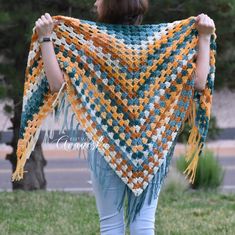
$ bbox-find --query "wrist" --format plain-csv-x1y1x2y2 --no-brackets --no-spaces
198,33,211,41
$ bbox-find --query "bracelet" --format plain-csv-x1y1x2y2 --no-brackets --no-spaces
38,36,52,44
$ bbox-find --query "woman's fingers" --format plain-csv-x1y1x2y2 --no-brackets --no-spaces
37,18,43,26
35,12,59,30
210,18,215,28
35,21,39,29
195,13,215,35
45,12,59,25
45,13,53,23
197,13,214,25
41,15,50,25
34,12,55,37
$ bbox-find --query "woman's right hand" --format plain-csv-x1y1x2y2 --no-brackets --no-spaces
35,13,58,39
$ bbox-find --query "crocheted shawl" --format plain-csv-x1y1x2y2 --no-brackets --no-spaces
12,15,216,198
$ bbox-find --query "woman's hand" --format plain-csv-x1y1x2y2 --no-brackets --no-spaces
195,13,215,38
35,13,58,39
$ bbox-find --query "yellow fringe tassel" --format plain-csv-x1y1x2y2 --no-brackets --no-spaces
184,141,203,184
183,95,204,184
11,127,42,181
11,155,28,181
12,136,36,181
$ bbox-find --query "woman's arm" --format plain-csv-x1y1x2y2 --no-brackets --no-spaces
35,13,64,93
194,34,211,91
194,13,215,92
40,40,65,93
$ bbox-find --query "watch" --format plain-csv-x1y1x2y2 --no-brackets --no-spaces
38,36,52,44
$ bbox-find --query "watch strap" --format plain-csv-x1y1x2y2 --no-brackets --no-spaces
38,36,52,43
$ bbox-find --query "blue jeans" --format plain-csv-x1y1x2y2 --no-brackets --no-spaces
90,162,161,235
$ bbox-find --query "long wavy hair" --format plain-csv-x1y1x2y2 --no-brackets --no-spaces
95,0,149,25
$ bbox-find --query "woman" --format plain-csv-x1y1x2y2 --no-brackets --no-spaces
35,1,215,234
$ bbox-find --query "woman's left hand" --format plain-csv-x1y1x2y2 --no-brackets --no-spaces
195,13,215,37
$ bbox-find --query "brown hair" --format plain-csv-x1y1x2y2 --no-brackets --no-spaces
96,0,149,25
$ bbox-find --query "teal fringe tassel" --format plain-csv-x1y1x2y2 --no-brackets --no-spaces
87,139,177,227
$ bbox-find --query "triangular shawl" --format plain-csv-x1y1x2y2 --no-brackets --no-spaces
11,15,216,212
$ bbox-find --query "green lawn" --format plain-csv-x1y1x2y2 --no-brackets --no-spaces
0,188,235,235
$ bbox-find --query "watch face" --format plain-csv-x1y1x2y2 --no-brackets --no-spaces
39,37,51,43
43,38,51,42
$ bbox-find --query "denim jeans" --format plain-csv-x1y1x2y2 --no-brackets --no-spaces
90,161,161,235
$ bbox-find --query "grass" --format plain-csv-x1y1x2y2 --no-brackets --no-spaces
0,188,235,235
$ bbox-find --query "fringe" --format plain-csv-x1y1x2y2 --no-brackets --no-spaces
183,89,207,184
42,83,93,148
11,127,41,181
125,140,176,226
42,82,69,144
87,138,177,227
